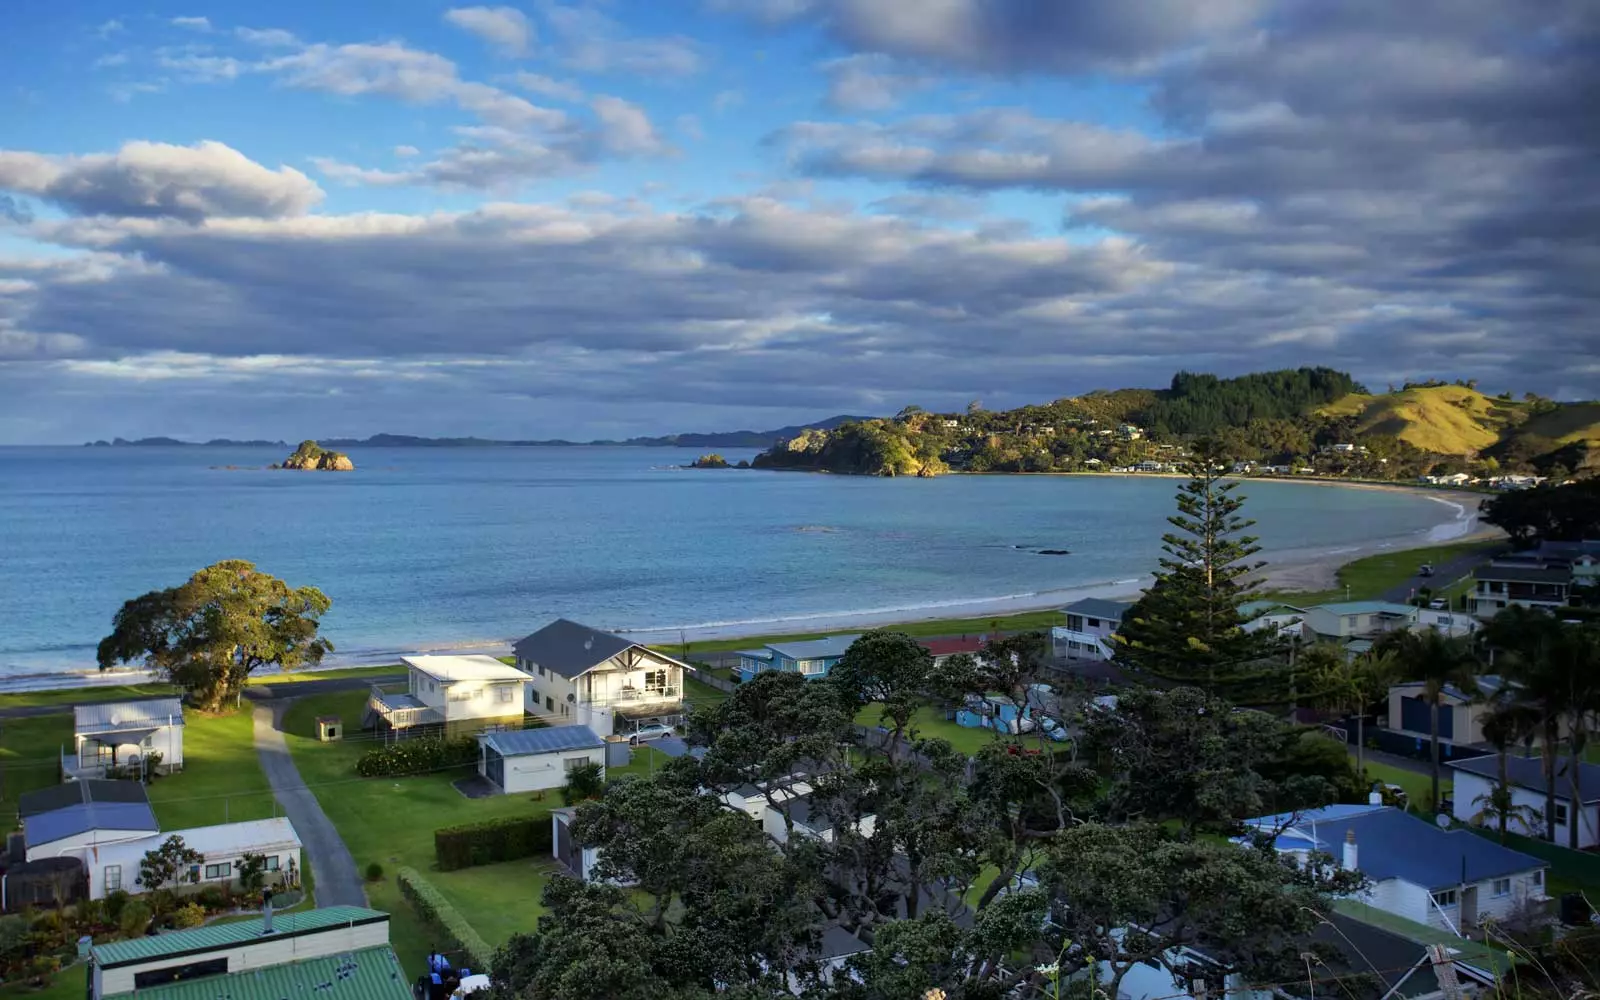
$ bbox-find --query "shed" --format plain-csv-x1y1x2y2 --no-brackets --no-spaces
477,726,605,794
316,716,342,742
69,698,184,779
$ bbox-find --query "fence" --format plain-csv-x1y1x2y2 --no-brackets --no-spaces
683,664,737,694
1339,720,1492,766
1466,827,1600,892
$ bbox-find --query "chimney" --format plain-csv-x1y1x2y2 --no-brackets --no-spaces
260,888,275,936
1342,829,1358,871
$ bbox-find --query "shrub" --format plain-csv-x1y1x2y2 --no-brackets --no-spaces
434,815,552,872
396,868,491,969
119,900,151,938
197,886,226,911
365,862,384,882
356,736,478,778
559,762,604,805
171,903,206,929
103,890,130,923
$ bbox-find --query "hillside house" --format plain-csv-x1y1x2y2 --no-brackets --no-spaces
513,619,688,736
1051,598,1131,660
67,698,184,780
736,634,860,682
1242,803,1546,933
1117,424,1143,440
477,725,606,795
366,655,527,735
1472,560,1572,618
1448,754,1599,849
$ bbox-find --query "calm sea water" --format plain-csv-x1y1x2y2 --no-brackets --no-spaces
0,446,1464,678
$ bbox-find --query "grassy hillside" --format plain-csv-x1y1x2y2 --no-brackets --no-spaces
1318,386,1520,454
1522,402,1600,447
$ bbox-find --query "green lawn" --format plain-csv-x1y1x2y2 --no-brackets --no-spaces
247,664,406,685
0,682,179,711
147,708,278,829
683,676,729,706
658,609,1066,658
1356,758,1450,815
0,714,73,827
1275,540,1501,605
0,966,88,1000
853,704,1002,757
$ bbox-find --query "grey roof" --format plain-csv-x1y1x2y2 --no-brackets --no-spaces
736,648,774,662
1448,753,1600,804
1473,564,1572,584
765,635,861,661
1062,597,1133,621
512,619,639,679
74,698,184,735
21,780,158,847
480,725,604,756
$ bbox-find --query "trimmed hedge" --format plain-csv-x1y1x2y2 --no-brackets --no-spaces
397,867,492,969
435,814,553,872
356,736,477,778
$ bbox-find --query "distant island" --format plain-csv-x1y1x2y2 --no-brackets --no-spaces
686,453,750,469
273,440,354,471
81,416,871,451
750,368,1599,482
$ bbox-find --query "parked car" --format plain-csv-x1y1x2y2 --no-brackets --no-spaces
1418,563,1435,577
1429,598,1449,610
1039,717,1069,742
629,722,675,745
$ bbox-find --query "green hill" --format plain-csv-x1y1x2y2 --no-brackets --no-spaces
1317,385,1517,454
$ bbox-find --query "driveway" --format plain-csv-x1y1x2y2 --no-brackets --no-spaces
253,703,367,906
651,736,690,757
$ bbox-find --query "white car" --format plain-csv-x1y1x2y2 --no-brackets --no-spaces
1429,598,1449,610
629,722,675,745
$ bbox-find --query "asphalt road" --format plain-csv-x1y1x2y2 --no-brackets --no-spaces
1377,544,1504,605
253,702,367,906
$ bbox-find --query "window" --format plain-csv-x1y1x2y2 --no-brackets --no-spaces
1532,870,1543,886
265,856,280,871
1086,617,1101,629
564,756,591,772
1431,889,1457,908
1493,878,1512,897
538,664,546,677
104,865,122,891
429,680,437,693
800,659,825,676
1066,615,1085,631
204,863,229,880
546,696,554,711
497,686,514,703
1552,802,1569,825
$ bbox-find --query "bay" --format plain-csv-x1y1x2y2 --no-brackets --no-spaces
0,446,1465,679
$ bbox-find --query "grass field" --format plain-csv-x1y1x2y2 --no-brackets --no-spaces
1357,759,1449,815
0,966,88,1000
0,682,180,710
1271,539,1501,606
146,708,278,829
0,714,73,827
660,609,1067,659
854,703,1003,757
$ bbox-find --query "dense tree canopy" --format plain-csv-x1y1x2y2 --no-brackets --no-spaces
96,559,332,711
1481,478,1600,544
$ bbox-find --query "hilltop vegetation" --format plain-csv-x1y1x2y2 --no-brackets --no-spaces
753,369,1599,479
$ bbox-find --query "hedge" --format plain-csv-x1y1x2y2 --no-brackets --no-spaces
435,814,553,872
356,736,478,778
396,867,492,970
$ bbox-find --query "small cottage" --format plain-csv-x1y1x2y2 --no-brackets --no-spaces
68,698,184,780
477,726,606,795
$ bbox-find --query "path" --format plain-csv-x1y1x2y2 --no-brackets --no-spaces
252,702,367,906
1378,543,1504,604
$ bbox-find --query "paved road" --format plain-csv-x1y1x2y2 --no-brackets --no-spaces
1378,543,1504,605
253,702,367,906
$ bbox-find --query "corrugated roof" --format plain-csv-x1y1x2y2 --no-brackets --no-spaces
1061,598,1133,620
101,945,410,1000
1245,805,1545,889
766,635,861,661
735,648,774,661
1449,753,1600,803
1311,601,1419,616
92,907,388,966
481,725,604,756
24,802,159,847
74,698,184,734
1473,564,1571,584
19,778,151,818
171,817,302,855
401,655,528,683
511,619,635,679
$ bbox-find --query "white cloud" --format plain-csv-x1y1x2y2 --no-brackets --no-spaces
394,145,421,158
170,16,212,31
590,96,672,156
236,27,301,48
543,3,705,77
158,52,245,82
444,6,535,57
712,89,744,113
506,72,585,103
820,54,928,111
0,141,324,221
95,19,124,38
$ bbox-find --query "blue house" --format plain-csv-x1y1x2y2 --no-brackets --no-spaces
955,693,1034,734
736,635,861,682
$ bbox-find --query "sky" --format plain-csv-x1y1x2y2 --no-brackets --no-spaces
0,1,1596,443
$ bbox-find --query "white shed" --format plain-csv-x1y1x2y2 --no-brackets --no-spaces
478,726,605,794
762,794,876,846
78,817,304,899
69,699,184,780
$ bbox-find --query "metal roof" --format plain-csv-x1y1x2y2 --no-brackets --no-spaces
19,778,151,818
1244,805,1545,889
1310,601,1419,617
101,945,411,1000
735,648,774,661
92,907,388,966
765,635,861,661
480,725,604,756
1473,564,1572,584
20,780,158,847
1061,598,1133,620
74,698,184,735
169,817,302,855
1449,753,1600,804
401,655,529,683
512,619,677,680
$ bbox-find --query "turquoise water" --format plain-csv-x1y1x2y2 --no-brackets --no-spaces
0,446,1462,678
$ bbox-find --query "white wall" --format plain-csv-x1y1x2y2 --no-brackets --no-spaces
68,833,303,900
76,724,184,772
25,829,153,863
520,662,577,719
94,919,389,997
1452,771,1598,849
492,745,606,795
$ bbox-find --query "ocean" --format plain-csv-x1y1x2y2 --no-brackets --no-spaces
0,446,1466,681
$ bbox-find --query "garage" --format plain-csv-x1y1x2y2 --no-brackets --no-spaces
476,726,606,795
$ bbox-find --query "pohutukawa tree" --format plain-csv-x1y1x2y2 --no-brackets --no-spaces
97,559,333,711
1115,439,1277,695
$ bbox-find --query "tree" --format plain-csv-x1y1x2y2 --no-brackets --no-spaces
560,762,605,806
1375,629,1479,813
97,560,333,711
1115,440,1278,695
137,835,202,912
829,630,936,752
234,852,269,893
1481,478,1600,545
1304,647,1402,783
1472,691,1543,841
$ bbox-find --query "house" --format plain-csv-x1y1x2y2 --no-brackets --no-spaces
1383,675,1539,749
919,636,985,664
67,699,184,781
1300,602,1478,641
365,655,527,735
88,906,407,1000
761,793,876,846
513,619,688,735
1242,803,1547,933
1118,423,1143,440
550,807,637,885
720,776,814,820
477,725,605,795
1051,598,1131,660
20,782,302,900
1472,560,1572,618
1448,753,1600,849
1241,601,1310,640
736,634,860,682
955,692,1034,734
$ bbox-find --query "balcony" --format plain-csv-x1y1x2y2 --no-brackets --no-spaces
367,683,443,729
587,685,681,710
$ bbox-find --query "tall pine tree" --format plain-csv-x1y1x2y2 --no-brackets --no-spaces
1116,439,1279,696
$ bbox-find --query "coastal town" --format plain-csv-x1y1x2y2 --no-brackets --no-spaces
1,465,1595,1000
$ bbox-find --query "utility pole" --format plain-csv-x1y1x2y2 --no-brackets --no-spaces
1427,945,1464,1000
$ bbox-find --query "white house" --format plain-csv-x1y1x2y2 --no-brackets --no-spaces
89,906,403,1000
366,655,527,734
1448,754,1600,849
20,781,302,900
720,777,813,820
1471,560,1573,618
477,725,606,795
762,794,877,846
1051,598,1132,660
1242,803,1546,933
68,699,184,780
1298,602,1478,642
513,619,688,736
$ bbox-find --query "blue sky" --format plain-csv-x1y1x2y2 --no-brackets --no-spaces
1,0,1595,442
